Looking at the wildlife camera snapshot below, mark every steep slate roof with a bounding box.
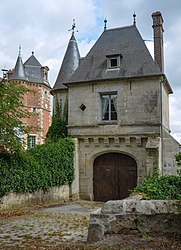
[9,54,28,81]
[52,33,80,91]
[66,25,162,84]
[24,52,50,86]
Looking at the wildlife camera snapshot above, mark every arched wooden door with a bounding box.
[93,153,137,201]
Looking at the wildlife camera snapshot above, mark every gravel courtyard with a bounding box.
[0,200,181,250]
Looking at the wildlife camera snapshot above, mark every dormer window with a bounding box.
[106,54,122,69]
[41,66,49,82]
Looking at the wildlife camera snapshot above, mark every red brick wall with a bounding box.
[22,82,52,145]
[152,11,164,73]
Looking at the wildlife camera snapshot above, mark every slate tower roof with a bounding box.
[52,33,80,92]
[10,51,28,81]
[66,25,162,85]
[24,52,50,87]
[10,51,50,88]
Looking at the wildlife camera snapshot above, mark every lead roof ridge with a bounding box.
[104,24,136,32]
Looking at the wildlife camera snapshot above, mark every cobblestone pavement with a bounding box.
[0,201,100,249]
[0,201,181,250]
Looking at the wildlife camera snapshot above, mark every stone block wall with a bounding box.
[162,129,180,175]
[0,185,70,207]
[68,78,161,133]
[87,197,181,242]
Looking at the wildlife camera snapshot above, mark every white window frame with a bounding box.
[28,135,36,149]
[106,54,122,69]
[100,92,118,122]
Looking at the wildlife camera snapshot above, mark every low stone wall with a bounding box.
[87,197,181,242]
[0,185,72,207]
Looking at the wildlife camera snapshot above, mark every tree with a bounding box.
[0,79,32,153]
[46,97,68,142]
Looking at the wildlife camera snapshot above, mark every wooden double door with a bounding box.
[93,153,137,201]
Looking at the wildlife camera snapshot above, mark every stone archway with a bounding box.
[93,152,137,201]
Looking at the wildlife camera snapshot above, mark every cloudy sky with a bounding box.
[0,0,180,142]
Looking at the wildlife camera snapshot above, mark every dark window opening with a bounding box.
[44,91,48,98]
[79,103,86,111]
[110,58,117,67]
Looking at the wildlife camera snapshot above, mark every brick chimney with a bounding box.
[152,11,164,73]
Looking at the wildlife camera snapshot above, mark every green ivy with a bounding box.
[46,98,68,142]
[132,175,181,200]
[0,138,75,198]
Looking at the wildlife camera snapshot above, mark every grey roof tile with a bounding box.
[24,52,42,67]
[67,25,161,84]
[24,52,50,87]
[52,33,80,91]
[9,55,28,81]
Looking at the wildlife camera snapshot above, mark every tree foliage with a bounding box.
[0,79,32,153]
[46,97,68,142]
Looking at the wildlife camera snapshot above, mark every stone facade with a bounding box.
[52,13,180,201]
[76,136,148,200]
[162,130,181,175]
[67,77,179,199]
[68,78,161,130]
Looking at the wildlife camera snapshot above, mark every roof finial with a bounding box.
[104,18,107,31]
[19,44,21,56]
[69,19,78,34]
[133,12,136,26]
[32,51,34,55]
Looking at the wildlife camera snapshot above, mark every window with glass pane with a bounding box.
[28,136,36,149]
[110,58,117,67]
[101,94,117,121]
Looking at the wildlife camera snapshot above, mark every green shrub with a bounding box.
[131,175,181,200]
[0,138,75,197]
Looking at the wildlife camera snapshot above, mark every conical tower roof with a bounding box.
[10,50,28,81]
[52,33,80,92]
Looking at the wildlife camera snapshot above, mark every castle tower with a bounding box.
[9,50,52,148]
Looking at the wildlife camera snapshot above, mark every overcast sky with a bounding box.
[0,0,180,142]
